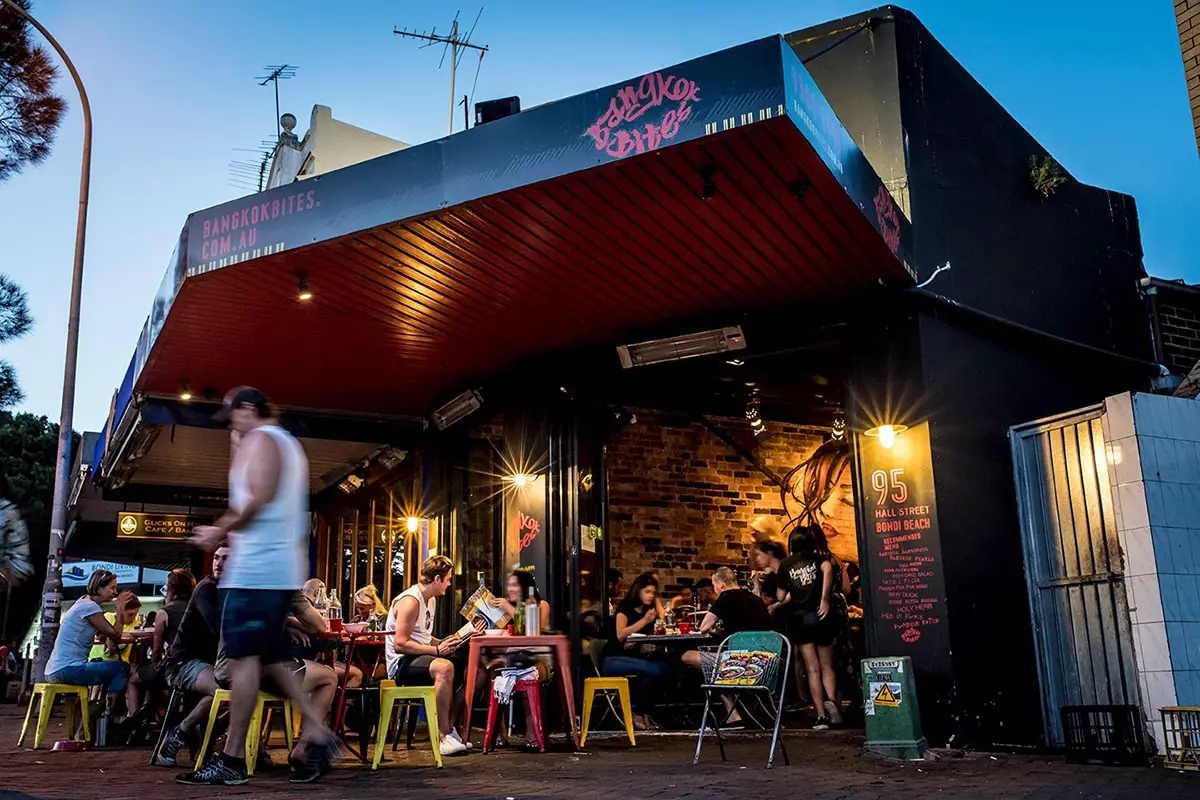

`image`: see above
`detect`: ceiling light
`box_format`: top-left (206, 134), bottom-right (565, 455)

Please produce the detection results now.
top-left (617, 326), bottom-right (747, 369)
top-left (406, 516), bottom-right (421, 534)
top-left (504, 473), bottom-right (535, 488)
top-left (297, 272), bottom-right (313, 302)
top-left (432, 389), bottom-right (483, 430)
top-left (178, 380), bottom-right (193, 402)
top-left (726, 359), bottom-right (745, 367)
top-left (864, 423), bottom-right (908, 449)
top-left (831, 413), bottom-right (846, 441)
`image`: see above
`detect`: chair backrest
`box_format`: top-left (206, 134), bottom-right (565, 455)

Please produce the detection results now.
top-left (587, 638), bottom-right (608, 677)
top-left (709, 630), bottom-right (790, 692)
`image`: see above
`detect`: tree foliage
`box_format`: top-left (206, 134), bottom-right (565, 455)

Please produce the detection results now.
top-left (0, 411), bottom-right (73, 641)
top-left (0, 0), bottom-right (65, 182)
top-left (0, 273), bottom-right (32, 408)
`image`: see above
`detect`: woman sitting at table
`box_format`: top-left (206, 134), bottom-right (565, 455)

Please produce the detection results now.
top-left (600, 572), bottom-right (672, 731)
top-left (488, 570), bottom-right (553, 748)
top-left (46, 569), bottom-right (137, 715)
top-left (352, 584), bottom-right (389, 629)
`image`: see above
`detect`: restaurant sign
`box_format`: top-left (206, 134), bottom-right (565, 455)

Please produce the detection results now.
top-left (116, 511), bottom-right (207, 540)
top-left (857, 422), bottom-right (950, 674)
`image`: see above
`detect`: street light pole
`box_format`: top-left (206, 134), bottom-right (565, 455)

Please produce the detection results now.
top-left (1, 0), bottom-right (93, 683)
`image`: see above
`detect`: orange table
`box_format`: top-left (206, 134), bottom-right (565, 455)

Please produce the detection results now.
top-left (462, 634), bottom-right (580, 749)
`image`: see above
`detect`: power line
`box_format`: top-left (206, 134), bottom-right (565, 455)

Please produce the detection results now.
top-left (394, 10), bottom-right (489, 136)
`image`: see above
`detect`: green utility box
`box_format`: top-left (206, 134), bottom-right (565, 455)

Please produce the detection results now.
top-left (862, 656), bottom-right (927, 760)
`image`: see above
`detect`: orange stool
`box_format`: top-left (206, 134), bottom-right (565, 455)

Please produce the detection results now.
top-left (483, 679), bottom-right (544, 753)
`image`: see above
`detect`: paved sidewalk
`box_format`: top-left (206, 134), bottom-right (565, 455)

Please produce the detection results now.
top-left (0, 706), bottom-right (1196, 799)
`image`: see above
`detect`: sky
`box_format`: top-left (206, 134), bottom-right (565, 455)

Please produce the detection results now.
top-left (0, 0), bottom-right (1196, 434)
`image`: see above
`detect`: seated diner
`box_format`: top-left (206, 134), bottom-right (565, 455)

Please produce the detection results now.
top-left (600, 572), bottom-right (673, 731)
top-left (45, 569), bottom-right (136, 712)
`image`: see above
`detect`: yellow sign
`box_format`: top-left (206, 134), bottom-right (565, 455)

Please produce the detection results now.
top-left (116, 512), bottom-right (206, 540)
top-left (873, 682), bottom-right (900, 708)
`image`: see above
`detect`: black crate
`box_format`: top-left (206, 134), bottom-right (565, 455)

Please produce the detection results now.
top-left (1060, 705), bottom-right (1150, 766)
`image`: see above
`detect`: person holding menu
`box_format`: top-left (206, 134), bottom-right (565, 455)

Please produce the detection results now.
top-left (385, 555), bottom-right (483, 756)
top-left (776, 526), bottom-right (842, 730)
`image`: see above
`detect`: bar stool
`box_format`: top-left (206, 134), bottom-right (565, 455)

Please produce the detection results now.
top-left (484, 679), bottom-right (544, 753)
top-left (195, 689), bottom-right (294, 776)
top-left (17, 683), bottom-right (93, 749)
top-left (580, 676), bottom-right (636, 747)
top-left (372, 679), bottom-right (442, 769)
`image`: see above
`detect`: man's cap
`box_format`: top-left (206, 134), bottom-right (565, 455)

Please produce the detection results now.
top-left (213, 386), bottom-right (271, 422)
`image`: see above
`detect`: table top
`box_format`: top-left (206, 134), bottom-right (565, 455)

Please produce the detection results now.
top-left (627, 632), bottom-right (713, 645)
top-left (117, 629), bottom-right (154, 643)
top-left (316, 629), bottom-right (390, 642)
top-left (470, 633), bottom-right (568, 647)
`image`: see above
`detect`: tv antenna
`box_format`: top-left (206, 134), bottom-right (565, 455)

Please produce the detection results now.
top-left (394, 9), bottom-right (488, 136)
top-left (228, 140), bottom-right (277, 194)
top-left (257, 64), bottom-right (297, 139)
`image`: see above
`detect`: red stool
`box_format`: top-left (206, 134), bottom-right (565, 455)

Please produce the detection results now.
top-left (484, 679), bottom-right (545, 753)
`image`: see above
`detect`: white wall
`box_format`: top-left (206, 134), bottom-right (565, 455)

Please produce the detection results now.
top-left (1103, 392), bottom-right (1200, 747)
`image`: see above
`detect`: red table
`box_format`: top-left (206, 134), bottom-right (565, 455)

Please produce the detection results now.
top-left (462, 634), bottom-right (580, 749)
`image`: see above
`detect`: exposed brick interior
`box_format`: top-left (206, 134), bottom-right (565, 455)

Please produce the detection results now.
top-left (1178, 0), bottom-right (1200, 156)
top-left (1153, 282), bottom-right (1200, 376)
top-left (606, 410), bottom-right (858, 595)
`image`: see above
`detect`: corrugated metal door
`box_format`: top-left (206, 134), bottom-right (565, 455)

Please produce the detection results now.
top-left (1010, 406), bottom-right (1140, 746)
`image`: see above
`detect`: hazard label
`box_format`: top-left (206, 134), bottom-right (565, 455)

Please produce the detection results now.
top-left (872, 682), bottom-right (901, 708)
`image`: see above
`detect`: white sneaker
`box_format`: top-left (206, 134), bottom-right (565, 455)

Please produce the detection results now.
top-left (439, 735), bottom-right (469, 756)
top-left (447, 730), bottom-right (474, 750)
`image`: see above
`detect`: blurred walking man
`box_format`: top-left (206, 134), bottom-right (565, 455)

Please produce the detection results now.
top-left (179, 387), bottom-right (338, 785)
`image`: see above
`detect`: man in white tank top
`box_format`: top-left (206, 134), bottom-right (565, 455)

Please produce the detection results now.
top-left (181, 387), bottom-right (337, 786)
top-left (386, 555), bottom-right (480, 756)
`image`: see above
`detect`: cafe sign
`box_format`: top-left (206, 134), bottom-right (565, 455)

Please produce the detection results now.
top-left (116, 512), bottom-right (206, 540)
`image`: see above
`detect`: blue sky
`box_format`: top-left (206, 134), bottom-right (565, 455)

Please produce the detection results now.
top-left (0, 0), bottom-right (1196, 433)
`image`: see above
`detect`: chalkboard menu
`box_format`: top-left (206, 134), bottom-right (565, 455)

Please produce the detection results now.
top-left (857, 422), bottom-right (950, 672)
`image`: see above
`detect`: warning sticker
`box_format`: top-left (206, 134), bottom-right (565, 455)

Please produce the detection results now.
top-left (870, 681), bottom-right (902, 709)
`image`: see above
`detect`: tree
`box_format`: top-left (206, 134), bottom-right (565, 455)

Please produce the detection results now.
top-left (0, 273), bottom-right (32, 408)
top-left (0, 0), bottom-right (65, 182)
top-left (0, 411), bottom-right (72, 641)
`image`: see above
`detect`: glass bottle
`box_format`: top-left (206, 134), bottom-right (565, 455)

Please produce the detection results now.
top-left (328, 591), bottom-right (342, 621)
top-left (524, 587), bottom-right (540, 637)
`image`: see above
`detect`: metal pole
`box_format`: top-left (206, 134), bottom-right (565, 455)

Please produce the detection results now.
top-left (447, 19), bottom-right (457, 135)
top-left (1, 0), bottom-right (93, 684)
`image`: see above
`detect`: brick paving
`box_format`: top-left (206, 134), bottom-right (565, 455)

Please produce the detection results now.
top-left (1, 705), bottom-right (1198, 800)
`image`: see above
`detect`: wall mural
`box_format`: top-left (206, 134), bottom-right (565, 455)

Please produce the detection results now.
top-left (777, 439), bottom-right (858, 568)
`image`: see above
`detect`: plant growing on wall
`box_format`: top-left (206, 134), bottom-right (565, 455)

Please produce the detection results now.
top-left (1029, 155), bottom-right (1068, 198)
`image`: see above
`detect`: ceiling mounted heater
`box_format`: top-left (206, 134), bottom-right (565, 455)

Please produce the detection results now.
top-left (432, 389), bottom-right (483, 430)
top-left (617, 326), bottom-right (747, 369)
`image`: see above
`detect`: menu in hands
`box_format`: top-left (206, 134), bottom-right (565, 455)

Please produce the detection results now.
top-left (457, 584), bottom-right (509, 638)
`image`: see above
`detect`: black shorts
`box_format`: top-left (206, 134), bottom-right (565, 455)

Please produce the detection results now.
top-left (787, 611), bottom-right (839, 647)
top-left (220, 588), bottom-right (295, 663)
top-left (390, 651), bottom-right (468, 688)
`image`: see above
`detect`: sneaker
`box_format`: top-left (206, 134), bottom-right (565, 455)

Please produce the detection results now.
top-left (176, 753), bottom-right (249, 786)
top-left (288, 737), bottom-right (343, 784)
top-left (156, 725), bottom-right (187, 767)
top-left (823, 700), bottom-right (844, 726)
top-left (812, 716), bottom-right (831, 731)
top-left (447, 730), bottom-right (474, 750)
top-left (439, 735), bottom-right (469, 757)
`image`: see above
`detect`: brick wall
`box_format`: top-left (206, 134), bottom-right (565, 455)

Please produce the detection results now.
top-left (1156, 286), bottom-right (1200, 376)
top-left (1178, 0), bottom-right (1200, 156)
top-left (606, 410), bottom-right (858, 595)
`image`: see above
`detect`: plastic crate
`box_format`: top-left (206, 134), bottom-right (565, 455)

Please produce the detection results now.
top-left (1161, 706), bottom-right (1200, 771)
top-left (1060, 705), bottom-right (1149, 766)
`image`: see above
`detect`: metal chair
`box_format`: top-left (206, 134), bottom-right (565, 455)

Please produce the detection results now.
top-left (581, 638), bottom-right (635, 747)
top-left (693, 631), bottom-right (791, 769)
top-left (148, 686), bottom-right (186, 766)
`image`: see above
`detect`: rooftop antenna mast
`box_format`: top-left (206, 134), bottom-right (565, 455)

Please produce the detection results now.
top-left (394, 9), bottom-right (488, 136)
top-left (257, 64), bottom-right (297, 139)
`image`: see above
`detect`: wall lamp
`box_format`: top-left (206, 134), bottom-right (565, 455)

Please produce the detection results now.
top-left (297, 271), bottom-right (313, 302)
top-left (406, 516), bottom-right (421, 534)
top-left (178, 380), bottom-right (193, 402)
top-left (864, 423), bottom-right (908, 449)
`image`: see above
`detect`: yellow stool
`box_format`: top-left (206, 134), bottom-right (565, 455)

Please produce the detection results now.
top-left (580, 677), bottom-right (636, 747)
top-left (372, 679), bottom-right (442, 769)
top-left (17, 683), bottom-right (92, 750)
top-left (196, 689), bottom-right (294, 776)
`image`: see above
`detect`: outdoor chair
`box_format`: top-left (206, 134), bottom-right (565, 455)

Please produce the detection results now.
top-left (693, 630), bottom-right (791, 769)
top-left (580, 638), bottom-right (635, 747)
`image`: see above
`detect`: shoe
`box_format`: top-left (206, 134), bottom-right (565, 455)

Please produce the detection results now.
top-left (288, 737), bottom-right (342, 784)
top-left (812, 716), bottom-right (831, 731)
top-left (448, 729), bottom-right (474, 750)
top-left (156, 725), bottom-right (187, 767)
top-left (824, 700), bottom-right (844, 726)
top-left (439, 735), bottom-right (469, 756)
top-left (176, 754), bottom-right (249, 786)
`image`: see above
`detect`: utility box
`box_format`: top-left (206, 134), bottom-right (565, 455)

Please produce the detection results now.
top-left (862, 656), bottom-right (927, 760)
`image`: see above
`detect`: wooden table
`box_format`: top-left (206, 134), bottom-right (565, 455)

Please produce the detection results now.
top-left (462, 634), bottom-right (580, 749)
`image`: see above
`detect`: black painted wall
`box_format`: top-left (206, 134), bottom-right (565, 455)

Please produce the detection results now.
top-left (791, 7), bottom-right (1153, 746)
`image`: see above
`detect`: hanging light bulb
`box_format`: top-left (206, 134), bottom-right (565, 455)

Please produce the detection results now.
top-left (864, 423), bottom-right (908, 449)
top-left (178, 380), bottom-right (193, 402)
top-left (296, 271), bottom-right (313, 302)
